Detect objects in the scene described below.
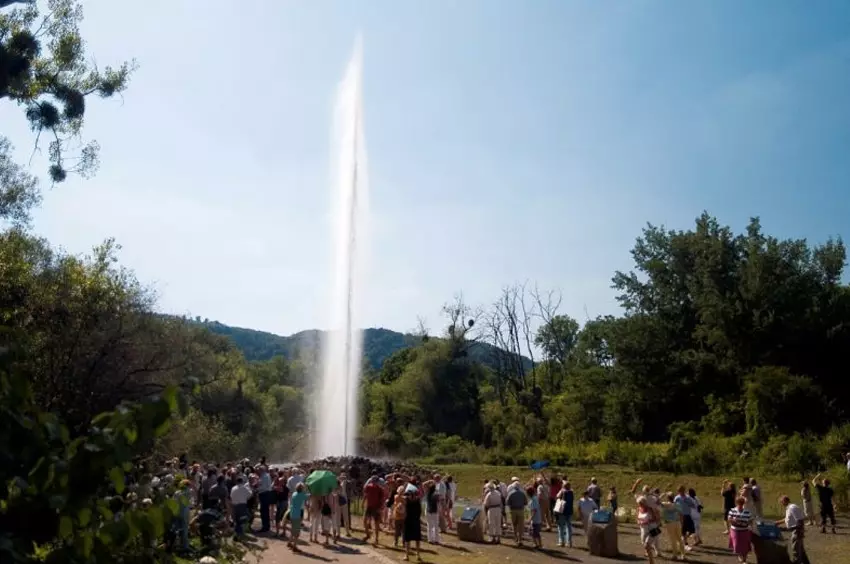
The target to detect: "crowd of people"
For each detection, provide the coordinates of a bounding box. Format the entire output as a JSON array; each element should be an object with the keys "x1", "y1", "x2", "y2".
[{"x1": 121, "y1": 455, "x2": 843, "y2": 564}]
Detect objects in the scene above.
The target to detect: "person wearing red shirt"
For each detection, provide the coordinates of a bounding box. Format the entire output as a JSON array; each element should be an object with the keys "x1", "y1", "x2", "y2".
[{"x1": 363, "y1": 475, "x2": 386, "y2": 546}]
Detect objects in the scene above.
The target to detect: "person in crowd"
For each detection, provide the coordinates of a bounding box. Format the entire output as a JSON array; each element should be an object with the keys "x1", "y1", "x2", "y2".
[
  {"x1": 674, "y1": 486, "x2": 696, "y2": 551},
  {"x1": 536, "y1": 477, "x2": 553, "y2": 532},
  {"x1": 727, "y1": 495, "x2": 753, "y2": 563},
  {"x1": 527, "y1": 486, "x2": 543, "y2": 549},
  {"x1": 308, "y1": 489, "x2": 323, "y2": 543},
  {"x1": 402, "y1": 484, "x2": 422, "y2": 562},
  {"x1": 688, "y1": 488, "x2": 703, "y2": 546},
  {"x1": 229, "y1": 476, "x2": 252, "y2": 538},
  {"x1": 636, "y1": 496, "x2": 661, "y2": 564},
  {"x1": 423, "y1": 479, "x2": 441, "y2": 544},
  {"x1": 608, "y1": 486, "x2": 618, "y2": 513},
  {"x1": 391, "y1": 485, "x2": 407, "y2": 547},
  {"x1": 505, "y1": 478, "x2": 528, "y2": 546},
  {"x1": 257, "y1": 465, "x2": 273, "y2": 533},
  {"x1": 287, "y1": 483, "x2": 308, "y2": 552},
  {"x1": 577, "y1": 489, "x2": 598, "y2": 534},
  {"x1": 207, "y1": 475, "x2": 229, "y2": 514},
  {"x1": 497, "y1": 478, "x2": 509, "y2": 531},
  {"x1": 483, "y1": 481, "x2": 503, "y2": 544},
  {"x1": 338, "y1": 472, "x2": 352, "y2": 537},
  {"x1": 661, "y1": 493, "x2": 686, "y2": 561},
  {"x1": 721, "y1": 481, "x2": 737, "y2": 534},
  {"x1": 588, "y1": 477, "x2": 602, "y2": 507},
  {"x1": 800, "y1": 480, "x2": 814, "y2": 527},
  {"x1": 776, "y1": 495, "x2": 810, "y2": 564},
  {"x1": 749, "y1": 478, "x2": 763, "y2": 520},
  {"x1": 549, "y1": 474, "x2": 563, "y2": 524},
  {"x1": 273, "y1": 469, "x2": 289, "y2": 538},
  {"x1": 812, "y1": 472, "x2": 836, "y2": 534},
  {"x1": 363, "y1": 474, "x2": 385, "y2": 546},
  {"x1": 553, "y1": 481, "x2": 574, "y2": 548},
  {"x1": 445, "y1": 475, "x2": 456, "y2": 529}
]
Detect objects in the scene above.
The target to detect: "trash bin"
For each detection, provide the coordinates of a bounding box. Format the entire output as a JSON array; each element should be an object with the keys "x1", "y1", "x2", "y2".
[
  {"x1": 752, "y1": 523, "x2": 791, "y2": 564},
  {"x1": 456, "y1": 506, "x2": 485, "y2": 543},
  {"x1": 587, "y1": 509, "x2": 618, "y2": 557}
]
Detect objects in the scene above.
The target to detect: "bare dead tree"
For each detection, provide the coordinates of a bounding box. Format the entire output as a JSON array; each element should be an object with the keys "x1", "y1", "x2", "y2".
[{"x1": 532, "y1": 285, "x2": 567, "y2": 392}]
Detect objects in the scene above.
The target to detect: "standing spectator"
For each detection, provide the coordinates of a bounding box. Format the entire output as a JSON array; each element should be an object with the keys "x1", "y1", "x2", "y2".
[
  {"x1": 338, "y1": 472, "x2": 352, "y2": 537},
  {"x1": 578, "y1": 490, "x2": 598, "y2": 534},
  {"x1": 528, "y1": 486, "x2": 544, "y2": 549},
  {"x1": 800, "y1": 481, "x2": 814, "y2": 527},
  {"x1": 674, "y1": 486, "x2": 696, "y2": 551},
  {"x1": 445, "y1": 476, "x2": 456, "y2": 529},
  {"x1": 776, "y1": 495, "x2": 810, "y2": 564},
  {"x1": 553, "y1": 481, "x2": 574, "y2": 548},
  {"x1": 727, "y1": 496, "x2": 753, "y2": 564},
  {"x1": 636, "y1": 496, "x2": 661, "y2": 564},
  {"x1": 424, "y1": 480, "x2": 441, "y2": 544},
  {"x1": 257, "y1": 465, "x2": 273, "y2": 533},
  {"x1": 505, "y1": 479, "x2": 528, "y2": 546},
  {"x1": 608, "y1": 487, "x2": 619, "y2": 513},
  {"x1": 548, "y1": 474, "x2": 563, "y2": 524},
  {"x1": 287, "y1": 483, "x2": 308, "y2": 552},
  {"x1": 363, "y1": 475, "x2": 386, "y2": 546},
  {"x1": 721, "y1": 481, "x2": 737, "y2": 534},
  {"x1": 661, "y1": 493, "x2": 686, "y2": 561},
  {"x1": 588, "y1": 477, "x2": 602, "y2": 507},
  {"x1": 812, "y1": 473, "x2": 837, "y2": 534},
  {"x1": 402, "y1": 485, "x2": 422, "y2": 562},
  {"x1": 750, "y1": 479, "x2": 763, "y2": 520},
  {"x1": 483, "y1": 482, "x2": 503, "y2": 544},
  {"x1": 230, "y1": 477, "x2": 252, "y2": 538},
  {"x1": 536, "y1": 477, "x2": 553, "y2": 531},
  {"x1": 688, "y1": 488, "x2": 703, "y2": 546}
]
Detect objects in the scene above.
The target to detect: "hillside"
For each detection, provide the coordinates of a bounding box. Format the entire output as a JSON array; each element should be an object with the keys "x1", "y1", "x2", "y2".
[{"x1": 192, "y1": 319, "x2": 531, "y2": 371}]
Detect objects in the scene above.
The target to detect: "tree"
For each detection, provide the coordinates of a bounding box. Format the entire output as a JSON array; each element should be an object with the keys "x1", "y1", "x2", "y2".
[{"x1": 1, "y1": 0, "x2": 134, "y2": 183}]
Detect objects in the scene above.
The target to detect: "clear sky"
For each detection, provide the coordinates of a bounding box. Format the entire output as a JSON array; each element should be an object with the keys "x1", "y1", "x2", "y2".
[{"x1": 3, "y1": 0, "x2": 849, "y2": 337}]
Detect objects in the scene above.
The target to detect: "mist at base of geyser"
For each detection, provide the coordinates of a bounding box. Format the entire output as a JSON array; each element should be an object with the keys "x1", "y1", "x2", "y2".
[{"x1": 312, "y1": 36, "x2": 368, "y2": 459}]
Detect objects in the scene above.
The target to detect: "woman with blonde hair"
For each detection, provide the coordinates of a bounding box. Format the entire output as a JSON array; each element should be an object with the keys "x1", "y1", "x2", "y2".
[
  {"x1": 483, "y1": 482, "x2": 503, "y2": 544},
  {"x1": 660, "y1": 492, "x2": 686, "y2": 560},
  {"x1": 636, "y1": 496, "x2": 661, "y2": 564}
]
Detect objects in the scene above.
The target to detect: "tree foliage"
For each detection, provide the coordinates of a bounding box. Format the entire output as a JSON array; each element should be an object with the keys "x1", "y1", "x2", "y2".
[{"x1": 1, "y1": 0, "x2": 134, "y2": 183}]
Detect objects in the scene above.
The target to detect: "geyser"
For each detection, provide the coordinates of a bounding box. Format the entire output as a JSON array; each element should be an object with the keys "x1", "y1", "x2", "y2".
[{"x1": 314, "y1": 37, "x2": 368, "y2": 458}]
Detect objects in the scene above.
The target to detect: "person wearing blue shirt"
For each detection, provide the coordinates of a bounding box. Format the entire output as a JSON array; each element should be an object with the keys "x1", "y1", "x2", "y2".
[
  {"x1": 287, "y1": 483, "x2": 308, "y2": 552},
  {"x1": 528, "y1": 487, "x2": 543, "y2": 549}
]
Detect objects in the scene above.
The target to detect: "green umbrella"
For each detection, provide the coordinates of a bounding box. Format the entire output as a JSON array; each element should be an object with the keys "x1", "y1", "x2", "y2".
[{"x1": 306, "y1": 470, "x2": 338, "y2": 495}]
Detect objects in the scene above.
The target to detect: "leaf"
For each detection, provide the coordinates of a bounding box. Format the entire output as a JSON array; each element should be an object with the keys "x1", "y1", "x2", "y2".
[
  {"x1": 58, "y1": 515, "x2": 73, "y2": 539},
  {"x1": 108, "y1": 467, "x2": 125, "y2": 494},
  {"x1": 78, "y1": 507, "x2": 92, "y2": 527}
]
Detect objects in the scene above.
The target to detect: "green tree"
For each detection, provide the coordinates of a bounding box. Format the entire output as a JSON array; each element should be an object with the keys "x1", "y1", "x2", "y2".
[{"x1": 1, "y1": 0, "x2": 134, "y2": 183}]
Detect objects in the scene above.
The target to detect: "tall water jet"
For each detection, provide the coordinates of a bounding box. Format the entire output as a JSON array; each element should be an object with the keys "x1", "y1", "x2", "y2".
[{"x1": 314, "y1": 38, "x2": 368, "y2": 458}]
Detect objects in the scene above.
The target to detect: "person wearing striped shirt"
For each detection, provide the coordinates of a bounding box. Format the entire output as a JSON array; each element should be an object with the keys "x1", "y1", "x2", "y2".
[{"x1": 727, "y1": 496, "x2": 753, "y2": 563}]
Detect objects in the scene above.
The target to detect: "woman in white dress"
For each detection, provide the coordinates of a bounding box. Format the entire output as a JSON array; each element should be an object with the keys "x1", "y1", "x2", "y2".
[{"x1": 483, "y1": 482, "x2": 503, "y2": 544}]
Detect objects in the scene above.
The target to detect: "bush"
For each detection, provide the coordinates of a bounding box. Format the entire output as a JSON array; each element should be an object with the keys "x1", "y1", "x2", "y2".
[{"x1": 758, "y1": 434, "x2": 822, "y2": 478}]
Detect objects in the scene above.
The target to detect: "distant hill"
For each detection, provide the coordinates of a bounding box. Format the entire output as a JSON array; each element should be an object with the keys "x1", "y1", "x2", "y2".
[{"x1": 187, "y1": 318, "x2": 531, "y2": 371}]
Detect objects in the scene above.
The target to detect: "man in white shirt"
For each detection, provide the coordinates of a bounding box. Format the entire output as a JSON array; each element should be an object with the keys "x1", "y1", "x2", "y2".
[
  {"x1": 287, "y1": 469, "x2": 305, "y2": 498},
  {"x1": 776, "y1": 495, "x2": 810, "y2": 564},
  {"x1": 230, "y1": 477, "x2": 252, "y2": 537}
]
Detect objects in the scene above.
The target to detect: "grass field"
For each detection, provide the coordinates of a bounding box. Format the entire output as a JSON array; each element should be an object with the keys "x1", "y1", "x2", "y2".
[{"x1": 366, "y1": 464, "x2": 848, "y2": 564}]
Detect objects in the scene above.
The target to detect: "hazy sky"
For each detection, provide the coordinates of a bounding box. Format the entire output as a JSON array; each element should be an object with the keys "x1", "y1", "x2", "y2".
[{"x1": 3, "y1": 0, "x2": 849, "y2": 337}]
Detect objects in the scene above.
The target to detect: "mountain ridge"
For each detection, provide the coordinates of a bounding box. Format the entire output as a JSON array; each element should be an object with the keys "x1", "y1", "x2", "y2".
[{"x1": 179, "y1": 317, "x2": 531, "y2": 371}]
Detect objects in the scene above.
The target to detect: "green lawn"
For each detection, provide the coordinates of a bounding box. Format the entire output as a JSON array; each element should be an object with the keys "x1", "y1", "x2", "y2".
[
  {"x1": 363, "y1": 463, "x2": 848, "y2": 564},
  {"x1": 437, "y1": 463, "x2": 812, "y2": 519}
]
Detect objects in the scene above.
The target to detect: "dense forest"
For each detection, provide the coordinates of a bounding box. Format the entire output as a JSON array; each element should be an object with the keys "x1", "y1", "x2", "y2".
[{"x1": 1, "y1": 1, "x2": 849, "y2": 560}]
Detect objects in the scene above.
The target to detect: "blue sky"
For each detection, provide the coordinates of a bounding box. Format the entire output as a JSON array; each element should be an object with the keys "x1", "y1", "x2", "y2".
[{"x1": 3, "y1": 0, "x2": 849, "y2": 337}]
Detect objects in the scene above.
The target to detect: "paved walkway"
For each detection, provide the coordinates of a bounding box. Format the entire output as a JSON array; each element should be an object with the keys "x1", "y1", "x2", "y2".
[{"x1": 248, "y1": 535, "x2": 390, "y2": 564}]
